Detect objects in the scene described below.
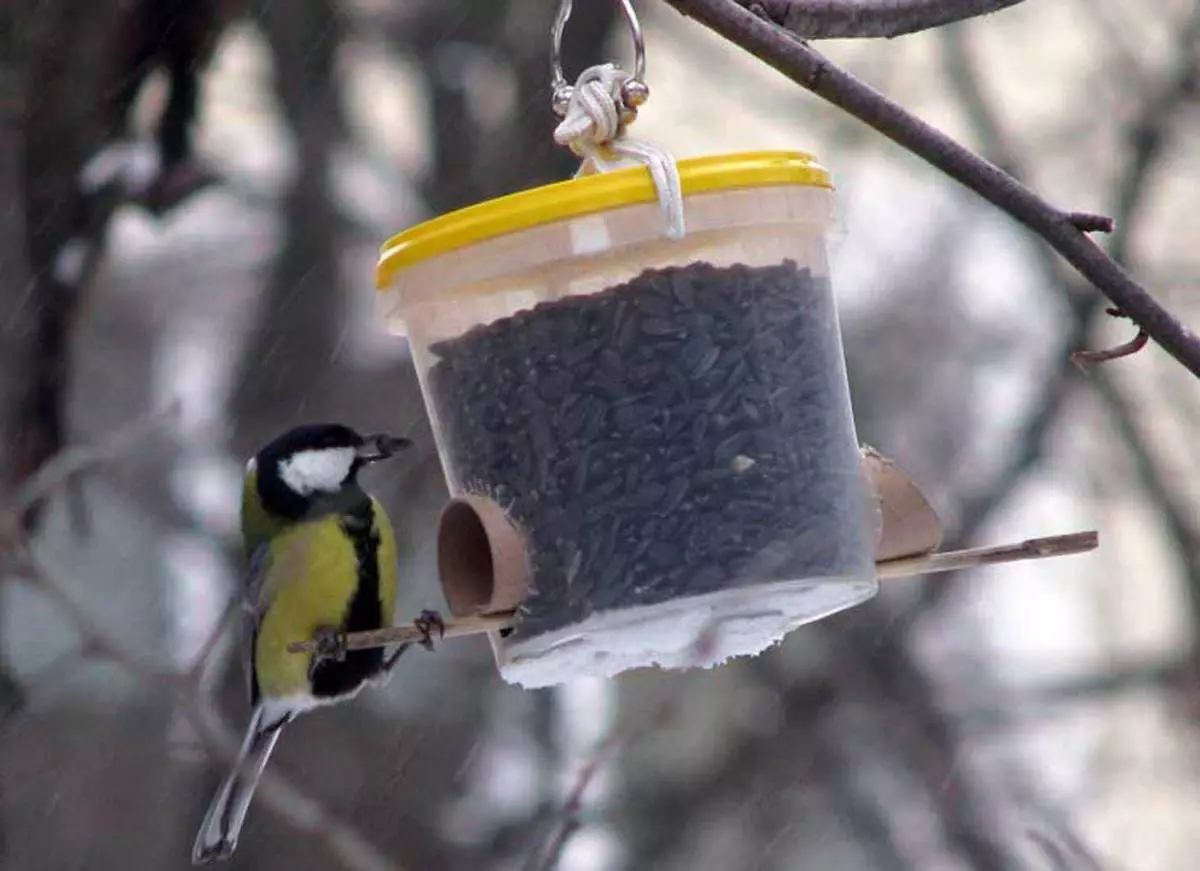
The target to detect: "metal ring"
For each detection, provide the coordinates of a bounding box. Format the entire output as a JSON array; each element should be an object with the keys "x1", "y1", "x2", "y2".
[{"x1": 551, "y1": 0, "x2": 646, "y2": 116}]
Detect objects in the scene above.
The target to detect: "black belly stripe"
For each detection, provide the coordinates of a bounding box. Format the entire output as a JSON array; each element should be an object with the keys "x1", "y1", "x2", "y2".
[{"x1": 310, "y1": 500, "x2": 386, "y2": 698}]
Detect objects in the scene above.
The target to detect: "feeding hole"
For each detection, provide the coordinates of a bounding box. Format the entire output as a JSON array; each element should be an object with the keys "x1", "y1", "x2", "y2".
[{"x1": 436, "y1": 495, "x2": 531, "y2": 618}]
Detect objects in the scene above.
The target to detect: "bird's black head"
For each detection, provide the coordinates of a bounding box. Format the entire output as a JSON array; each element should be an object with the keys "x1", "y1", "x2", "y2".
[{"x1": 250, "y1": 423, "x2": 412, "y2": 520}]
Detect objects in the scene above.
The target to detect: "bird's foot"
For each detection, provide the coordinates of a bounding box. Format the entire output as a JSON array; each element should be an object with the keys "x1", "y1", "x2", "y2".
[
  {"x1": 413, "y1": 609, "x2": 445, "y2": 652},
  {"x1": 311, "y1": 625, "x2": 348, "y2": 663}
]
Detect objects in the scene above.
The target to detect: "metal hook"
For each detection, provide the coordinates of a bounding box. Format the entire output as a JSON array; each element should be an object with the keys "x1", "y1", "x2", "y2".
[{"x1": 551, "y1": 0, "x2": 649, "y2": 117}]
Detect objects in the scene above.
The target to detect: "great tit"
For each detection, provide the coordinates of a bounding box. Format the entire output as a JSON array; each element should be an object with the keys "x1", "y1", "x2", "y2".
[{"x1": 192, "y1": 422, "x2": 442, "y2": 864}]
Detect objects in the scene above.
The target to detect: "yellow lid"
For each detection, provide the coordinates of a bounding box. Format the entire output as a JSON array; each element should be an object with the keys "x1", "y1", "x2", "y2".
[{"x1": 376, "y1": 150, "x2": 831, "y2": 289}]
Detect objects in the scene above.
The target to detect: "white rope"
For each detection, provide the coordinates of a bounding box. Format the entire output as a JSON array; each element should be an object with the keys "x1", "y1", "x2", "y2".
[{"x1": 553, "y1": 63, "x2": 686, "y2": 240}]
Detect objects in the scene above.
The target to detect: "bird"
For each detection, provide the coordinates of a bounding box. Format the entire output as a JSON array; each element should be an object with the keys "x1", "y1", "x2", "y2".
[{"x1": 192, "y1": 422, "x2": 443, "y2": 865}]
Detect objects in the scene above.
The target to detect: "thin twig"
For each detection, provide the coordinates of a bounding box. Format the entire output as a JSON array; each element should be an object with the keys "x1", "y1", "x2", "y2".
[
  {"x1": 11, "y1": 548, "x2": 400, "y2": 871},
  {"x1": 1, "y1": 403, "x2": 179, "y2": 532},
  {"x1": 9, "y1": 552, "x2": 175, "y2": 680},
  {"x1": 1070, "y1": 329, "x2": 1149, "y2": 370},
  {"x1": 661, "y1": 0, "x2": 1200, "y2": 377},
  {"x1": 741, "y1": 0, "x2": 1029, "y2": 39},
  {"x1": 1065, "y1": 212, "x2": 1115, "y2": 234},
  {"x1": 523, "y1": 729, "x2": 626, "y2": 871},
  {"x1": 524, "y1": 701, "x2": 675, "y2": 871},
  {"x1": 186, "y1": 595, "x2": 243, "y2": 684},
  {"x1": 895, "y1": 6, "x2": 1200, "y2": 625},
  {"x1": 1070, "y1": 307, "x2": 1150, "y2": 369},
  {"x1": 1091, "y1": 370, "x2": 1200, "y2": 634},
  {"x1": 188, "y1": 699, "x2": 398, "y2": 871}
]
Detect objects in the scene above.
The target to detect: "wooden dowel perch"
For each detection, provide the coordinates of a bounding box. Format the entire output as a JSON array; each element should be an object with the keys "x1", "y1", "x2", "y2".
[
  {"x1": 876, "y1": 530, "x2": 1098, "y2": 579},
  {"x1": 288, "y1": 611, "x2": 521, "y2": 655},
  {"x1": 287, "y1": 530, "x2": 1098, "y2": 655}
]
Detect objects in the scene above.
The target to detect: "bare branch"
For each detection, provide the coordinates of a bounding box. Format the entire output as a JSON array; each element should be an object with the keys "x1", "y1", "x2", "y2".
[
  {"x1": 936, "y1": 6, "x2": 1200, "y2": 528},
  {"x1": 743, "y1": 0, "x2": 1030, "y2": 40},
  {"x1": 1028, "y1": 828, "x2": 1105, "y2": 871},
  {"x1": 8, "y1": 548, "x2": 401, "y2": 871},
  {"x1": 1064, "y1": 212, "x2": 1114, "y2": 234},
  {"x1": 1091, "y1": 369, "x2": 1200, "y2": 617},
  {"x1": 1017, "y1": 655, "x2": 1194, "y2": 710},
  {"x1": 1070, "y1": 328, "x2": 1148, "y2": 370},
  {"x1": 897, "y1": 8, "x2": 1199, "y2": 624},
  {"x1": 525, "y1": 701, "x2": 674, "y2": 871},
  {"x1": 186, "y1": 596, "x2": 242, "y2": 684},
  {"x1": 1, "y1": 403, "x2": 178, "y2": 533},
  {"x1": 189, "y1": 701, "x2": 399, "y2": 871},
  {"x1": 523, "y1": 728, "x2": 625, "y2": 871},
  {"x1": 661, "y1": 0, "x2": 1200, "y2": 377},
  {"x1": 1108, "y1": 8, "x2": 1200, "y2": 266}
]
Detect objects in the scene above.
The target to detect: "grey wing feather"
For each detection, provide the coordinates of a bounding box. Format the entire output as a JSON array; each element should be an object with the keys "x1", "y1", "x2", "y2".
[{"x1": 241, "y1": 543, "x2": 271, "y2": 704}]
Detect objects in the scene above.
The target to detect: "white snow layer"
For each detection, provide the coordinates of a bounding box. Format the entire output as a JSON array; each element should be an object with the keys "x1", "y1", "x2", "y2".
[{"x1": 497, "y1": 575, "x2": 878, "y2": 688}]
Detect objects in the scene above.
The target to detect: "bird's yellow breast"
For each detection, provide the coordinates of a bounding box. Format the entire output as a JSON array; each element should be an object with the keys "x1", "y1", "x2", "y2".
[{"x1": 252, "y1": 498, "x2": 398, "y2": 699}]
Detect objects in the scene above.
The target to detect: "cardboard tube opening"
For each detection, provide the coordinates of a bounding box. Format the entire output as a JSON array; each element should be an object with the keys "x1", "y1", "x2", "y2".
[
  {"x1": 437, "y1": 495, "x2": 531, "y2": 618},
  {"x1": 861, "y1": 447, "x2": 943, "y2": 562}
]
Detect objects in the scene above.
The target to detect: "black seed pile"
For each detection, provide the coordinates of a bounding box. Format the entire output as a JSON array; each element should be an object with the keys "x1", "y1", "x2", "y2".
[{"x1": 428, "y1": 260, "x2": 870, "y2": 641}]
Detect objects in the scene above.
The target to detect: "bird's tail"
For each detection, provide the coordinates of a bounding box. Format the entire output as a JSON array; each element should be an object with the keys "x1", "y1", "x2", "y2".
[{"x1": 192, "y1": 706, "x2": 284, "y2": 865}]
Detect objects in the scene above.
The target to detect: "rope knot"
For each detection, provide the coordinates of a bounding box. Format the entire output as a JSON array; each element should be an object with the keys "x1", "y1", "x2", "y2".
[
  {"x1": 553, "y1": 63, "x2": 635, "y2": 154},
  {"x1": 553, "y1": 63, "x2": 686, "y2": 240}
]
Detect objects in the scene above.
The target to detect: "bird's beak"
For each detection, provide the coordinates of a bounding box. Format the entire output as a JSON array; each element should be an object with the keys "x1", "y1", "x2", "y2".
[{"x1": 356, "y1": 433, "x2": 413, "y2": 463}]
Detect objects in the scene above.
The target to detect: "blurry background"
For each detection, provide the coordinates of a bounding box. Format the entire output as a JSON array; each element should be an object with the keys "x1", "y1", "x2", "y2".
[{"x1": 2, "y1": 0, "x2": 1199, "y2": 869}]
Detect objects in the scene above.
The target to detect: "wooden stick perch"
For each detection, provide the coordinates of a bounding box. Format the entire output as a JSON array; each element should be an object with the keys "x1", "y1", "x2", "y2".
[
  {"x1": 287, "y1": 611, "x2": 519, "y2": 654},
  {"x1": 287, "y1": 530, "x2": 1098, "y2": 654},
  {"x1": 875, "y1": 530, "x2": 1097, "y2": 579}
]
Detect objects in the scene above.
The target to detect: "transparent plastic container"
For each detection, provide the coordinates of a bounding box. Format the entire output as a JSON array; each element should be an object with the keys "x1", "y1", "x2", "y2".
[{"x1": 377, "y1": 151, "x2": 877, "y2": 687}]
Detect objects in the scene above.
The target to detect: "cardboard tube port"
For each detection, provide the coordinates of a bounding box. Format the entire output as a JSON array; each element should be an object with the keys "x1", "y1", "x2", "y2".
[
  {"x1": 862, "y1": 447, "x2": 943, "y2": 562},
  {"x1": 437, "y1": 495, "x2": 531, "y2": 618}
]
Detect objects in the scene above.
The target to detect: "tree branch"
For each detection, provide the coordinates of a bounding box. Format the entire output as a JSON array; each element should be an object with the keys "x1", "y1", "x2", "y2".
[
  {"x1": 743, "y1": 0, "x2": 1030, "y2": 40},
  {"x1": 941, "y1": 8, "x2": 1198, "y2": 533},
  {"x1": 892, "y1": 11, "x2": 1200, "y2": 628},
  {"x1": 523, "y1": 727, "x2": 625, "y2": 871},
  {"x1": 660, "y1": 0, "x2": 1200, "y2": 377},
  {"x1": 1070, "y1": 326, "x2": 1148, "y2": 369},
  {"x1": 5, "y1": 549, "x2": 401, "y2": 871}
]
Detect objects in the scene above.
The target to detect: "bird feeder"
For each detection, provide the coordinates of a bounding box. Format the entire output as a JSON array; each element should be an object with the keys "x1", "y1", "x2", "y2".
[{"x1": 377, "y1": 150, "x2": 885, "y2": 687}]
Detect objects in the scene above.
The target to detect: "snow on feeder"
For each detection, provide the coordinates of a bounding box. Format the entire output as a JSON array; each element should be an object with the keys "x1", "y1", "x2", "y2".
[{"x1": 376, "y1": 150, "x2": 880, "y2": 686}]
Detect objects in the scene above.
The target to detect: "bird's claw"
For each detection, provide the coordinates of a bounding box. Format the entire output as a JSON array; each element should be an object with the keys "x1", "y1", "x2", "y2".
[
  {"x1": 312, "y1": 625, "x2": 348, "y2": 663},
  {"x1": 413, "y1": 609, "x2": 445, "y2": 652}
]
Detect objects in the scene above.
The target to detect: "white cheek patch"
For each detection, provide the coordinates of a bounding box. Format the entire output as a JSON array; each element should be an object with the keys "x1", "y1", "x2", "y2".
[{"x1": 278, "y1": 447, "x2": 356, "y2": 495}]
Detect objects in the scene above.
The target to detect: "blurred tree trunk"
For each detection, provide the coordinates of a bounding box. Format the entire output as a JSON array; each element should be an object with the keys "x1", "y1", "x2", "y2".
[
  {"x1": 2, "y1": 0, "x2": 125, "y2": 700},
  {"x1": 2, "y1": 0, "x2": 131, "y2": 539},
  {"x1": 0, "y1": 0, "x2": 34, "y2": 740},
  {"x1": 412, "y1": 0, "x2": 618, "y2": 214},
  {"x1": 14, "y1": 0, "x2": 122, "y2": 492},
  {"x1": 229, "y1": 0, "x2": 348, "y2": 447},
  {"x1": 2, "y1": 0, "x2": 127, "y2": 861}
]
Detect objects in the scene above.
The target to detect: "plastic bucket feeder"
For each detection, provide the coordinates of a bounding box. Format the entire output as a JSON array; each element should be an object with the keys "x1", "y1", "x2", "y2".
[{"x1": 377, "y1": 151, "x2": 877, "y2": 687}]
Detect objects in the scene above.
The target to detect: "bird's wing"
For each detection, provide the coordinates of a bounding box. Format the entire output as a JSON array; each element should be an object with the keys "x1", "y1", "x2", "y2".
[{"x1": 242, "y1": 542, "x2": 272, "y2": 705}]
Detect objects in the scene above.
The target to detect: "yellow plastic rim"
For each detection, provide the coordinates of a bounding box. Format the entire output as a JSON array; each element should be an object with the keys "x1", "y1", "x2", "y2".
[{"x1": 376, "y1": 150, "x2": 831, "y2": 289}]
